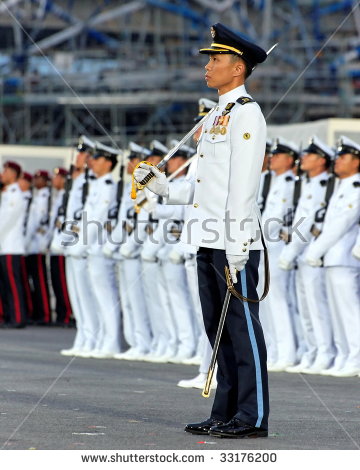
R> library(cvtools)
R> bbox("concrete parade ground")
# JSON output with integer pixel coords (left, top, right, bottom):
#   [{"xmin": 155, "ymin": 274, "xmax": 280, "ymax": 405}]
[{"xmin": 0, "ymin": 327, "xmax": 359, "ymax": 451}]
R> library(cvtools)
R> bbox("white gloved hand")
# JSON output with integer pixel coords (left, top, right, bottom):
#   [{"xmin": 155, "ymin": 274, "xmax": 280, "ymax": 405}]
[
  {"xmin": 119, "ymin": 242, "xmax": 134, "ymax": 259},
  {"xmin": 142, "ymin": 198, "xmax": 157, "ymax": 214},
  {"xmin": 278, "ymin": 257, "xmax": 294, "ymax": 270},
  {"xmin": 168, "ymin": 248, "xmax": 184, "ymax": 264},
  {"xmin": 134, "ymin": 163, "xmax": 168, "ymax": 197},
  {"xmin": 226, "ymin": 254, "xmax": 249, "ymax": 284},
  {"xmin": 305, "ymin": 255, "xmax": 322, "ymax": 267},
  {"xmin": 102, "ymin": 244, "xmax": 114, "ymax": 258},
  {"xmin": 352, "ymin": 244, "xmax": 360, "ymax": 260}
]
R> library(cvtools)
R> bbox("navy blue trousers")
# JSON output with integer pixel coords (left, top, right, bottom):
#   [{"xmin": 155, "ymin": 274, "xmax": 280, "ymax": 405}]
[{"xmin": 197, "ymin": 248, "xmax": 269, "ymax": 429}]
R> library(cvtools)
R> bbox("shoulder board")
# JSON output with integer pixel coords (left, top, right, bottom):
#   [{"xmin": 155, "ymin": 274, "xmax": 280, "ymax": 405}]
[
  {"xmin": 320, "ymin": 179, "xmax": 327, "ymax": 186},
  {"xmin": 285, "ymin": 176, "xmax": 294, "ymax": 182},
  {"xmin": 222, "ymin": 102, "xmax": 236, "ymax": 116},
  {"xmin": 353, "ymin": 181, "xmax": 360, "ymax": 187},
  {"xmin": 105, "ymin": 179, "xmax": 113, "ymax": 185},
  {"xmin": 236, "ymin": 96, "xmax": 255, "ymax": 105}
]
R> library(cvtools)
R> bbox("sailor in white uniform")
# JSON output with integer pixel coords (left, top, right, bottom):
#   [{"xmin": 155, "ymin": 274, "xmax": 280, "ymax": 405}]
[
  {"xmin": 72, "ymin": 142, "xmax": 122, "ymax": 358},
  {"xmin": 306, "ymin": 136, "xmax": 360, "ymax": 377},
  {"xmin": 260, "ymin": 138, "xmax": 298, "ymax": 371},
  {"xmin": 280, "ymin": 137, "xmax": 336, "ymax": 374}
]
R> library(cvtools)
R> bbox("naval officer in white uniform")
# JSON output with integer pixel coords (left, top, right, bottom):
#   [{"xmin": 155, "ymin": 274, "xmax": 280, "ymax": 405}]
[{"xmin": 135, "ymin": 23, "xmax": 269, "ymax": 439}]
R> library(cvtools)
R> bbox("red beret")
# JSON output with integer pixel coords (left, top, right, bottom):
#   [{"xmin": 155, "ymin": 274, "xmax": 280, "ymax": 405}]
[
  {"xmin": 53, "ymin": 167, "xmax": 68, "ymax": 177},
  {"xmin": 34, "ymin": 170, "xmax": 50, "ymax": 180},
  {"xmin": 4, "ymin": 160, "xmax": 22, "ymax": 175},
  {"xmin": 22, "ymin": 172, "xmax": 33, "ymax": 183}
]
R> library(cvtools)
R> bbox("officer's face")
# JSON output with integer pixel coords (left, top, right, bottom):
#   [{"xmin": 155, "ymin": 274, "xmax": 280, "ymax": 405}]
[
  {"xmin": 1, "ymin": 167, "xmax": 17, "ymax": 185},
  {"xmin": 52, "ymin": 174, "xmax": 65, "ymax": 190},
  {"xmin": 270, "ymin": 153, "xmax": 294, "ymax": 174},
  {"xmin": 146, "ymin": 155, "xmax": 162, "ymax": 166},
  {"xmin": 127, "ymin": 157, "xmax": 141, "ymax": 175},
  {"xmin": 34, "ymin": 175, "xmax": 47, "ymax": 189},
  {"xmin": 167, "ymin": 156, "xmax": 187, "ymax": 175},
  {"xmin": 75, "ymin": 152, "xmax": 87, "ymax": 169},
  {"xmin": 91, "ymin": 156, "xmax": 111, "ymax": 176},
  {"xmin": 335, "ymin": 153, "xmax": 359, "ymax": 178},
  {"xmin": 301, "ymin": 152, "xmax": 325, "ymax": 172},
  {"xmin": 18, "ymin": 178, "xmax": 31, "ymax": 192},
  {"xmin": 205, "ymin": 54, "xmax": 244, "ymax": 91}
]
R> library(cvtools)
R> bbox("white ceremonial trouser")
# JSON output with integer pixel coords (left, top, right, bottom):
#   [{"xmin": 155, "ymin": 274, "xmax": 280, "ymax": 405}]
[
  {"xmin": 71, "ymin": 256, "xmax": 99, "ymax": 351},
  {"xmin": 157, "ymin": 261, "xmax": 177, "ymax": 356},
  {"xmin": 122, "ymin": 257, "xmax": 152, "ymax": 354},
  {"xmin": 88, "ymin": 255, "xmax": 121, "ymax": 354},
  {"xmin": 287, "ymin": 269, "xmax": 306, "ymax": 362},
  {"xmin": 199, "ymin": 337, "xmax": 213, "ymax": 375},
  {"xmin": 65, "ymin": 256, "xmax": 85, "ymax": 350},
  {"xmin": 265, "ymin": 246, "xmax": 297, "ymax": 365},
  {"xmin": 117, "ymin": 260, "xmax": 136, "ymax": 349},
  {"xmin": 295, "ymin": 267, "xmax": 317, "ymax": 367},
  {"xmin": 258, "ymin": 253, "xmax": 277, "ymax": 364},
  {"xmin": 162, "ymin": 260, "xmax": 195, "ymax": 357},
  {"xmin": 298, "ymin": 262, "xmax": 335, "ymax": 364},
  {"xmin": 141, "ymin": 260, "xmax": 166, "ymax": 354},
  {"xmin": 184, "ymin": 255, "xmax": 206, "ymax": 356},
  {"xmin": 325, "ymin": 267, "xmax": 360, "ymax": 370}
]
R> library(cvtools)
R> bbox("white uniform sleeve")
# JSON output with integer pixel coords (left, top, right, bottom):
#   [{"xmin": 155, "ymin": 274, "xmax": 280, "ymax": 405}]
[
  {"xmin": 307, "ymin": 191, "xmax": 360, "ymax": 259},
  {"xmin": 225, "ymin": 104, "xmax": 266, "ymax": 255}
]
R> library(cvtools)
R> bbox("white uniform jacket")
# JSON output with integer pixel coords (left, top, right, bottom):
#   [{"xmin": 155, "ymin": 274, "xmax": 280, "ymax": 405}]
[
  {"xmin": 0, "ymin": 183, "xmax": 26, "ymax": 255},
  {"xmin": 25, "ymin": 186, "xmax": 51, "ymax": 254},
  {"xmin": 307, "ymin": 173, "xmax": 360, "ymax": 267},
  {"xmin": 167, "ymin": 84, "xmax": 266, "ymax": 255},
  {"xmin": 281, "ymin": 171, "xmax": 329, "ymax": 263},
  {"xmin": 261, "ymin": 170, "xmax": 294, "ymax": 248}
]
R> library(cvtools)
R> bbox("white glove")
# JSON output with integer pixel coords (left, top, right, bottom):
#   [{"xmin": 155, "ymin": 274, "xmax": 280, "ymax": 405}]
[
  {"xmin": 226, "ymin": 254, "xmax": 249, "ymax": 284},
  {"xmin": 352, "ymin": 244, "xmax": 360, "ymax": 260},
  {"xmin": 102, "ymin": 244, "xmax": 114, "ymax": 258},
  {"xmin": 142, "ymin": 198, "xmax": 157, "ymax": 214},
  {"xmin": 168, "ymin": 248, "xmax": 184, "ymax": 264},
  {"xmin": 134, "ymin": 163, "xmax": 168, "ymax": 197},
  {"xmin": 305, "ymin": 255, "xmax": 322, "ymax": 267},
  {"xmin": 119, "ymin": 242, "xmax": 134, "ymax": 259},
  {"xmin": 278, "ymin": 257, "xmax": 294, "ymax": 270}
]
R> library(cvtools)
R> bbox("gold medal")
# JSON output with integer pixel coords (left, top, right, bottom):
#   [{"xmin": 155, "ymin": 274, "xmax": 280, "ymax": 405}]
[
  {"xmin": 220, "ymin": 127, "xmax": 227, "ymax": 135},
  {"xmin": 210, "ymin": 127, "xmax": 215, "ymax": 134},
  {"xmin": 214, "ymin": 126, "xmax": 221, "ymax": 134}
]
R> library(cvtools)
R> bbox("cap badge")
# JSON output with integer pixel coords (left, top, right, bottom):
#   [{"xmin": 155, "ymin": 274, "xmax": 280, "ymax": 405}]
[{"xmin": 210, "ymin": 26, "xmax": 216, "ymax": 38}]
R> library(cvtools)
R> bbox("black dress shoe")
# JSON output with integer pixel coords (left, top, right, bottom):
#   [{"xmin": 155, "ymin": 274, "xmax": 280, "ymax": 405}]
[
  {"xmin": 209, "ymin": 418, "xmax": 268, "ymax": 439},
  {"xmin": 185, "ymin": 417, "xmax": 225, "ymax": 435}
]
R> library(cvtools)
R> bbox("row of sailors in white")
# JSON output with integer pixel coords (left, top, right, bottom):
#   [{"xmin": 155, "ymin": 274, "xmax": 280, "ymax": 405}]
[
  {"xmin": 258, "ymin": 135, "xmax": 360, "ymax": 378},
  {"xmin": 0, "ymin": 167, "xmax": 68, "ymax": 258},
  {"xmin": 55, "ymin": 135, "xmax": 214, "ymax": 390}
]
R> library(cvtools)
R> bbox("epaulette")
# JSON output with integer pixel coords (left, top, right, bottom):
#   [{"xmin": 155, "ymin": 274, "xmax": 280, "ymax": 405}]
[
  {"xmin": 105, "ymin": 179, "xmax": 113, "ymax": 185},
  {"xmin": 285, "ymin": 176, "xmax": 293, "ymax": 182},
  {"xmin": 353, "ymin": 181, "xmax": 360, "ymax": 187},
  {"xmin": 236, "ymin": 96, "xmax": 255, "ymax": 105},
  {"xmin": 320, "ymin": 179, "xmax": 327, "ymax": 186}
]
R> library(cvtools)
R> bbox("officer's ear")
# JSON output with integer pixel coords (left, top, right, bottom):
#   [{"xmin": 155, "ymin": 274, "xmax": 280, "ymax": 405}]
[{"xmin": 231, "ymin": 56, "xmax": 246, "ymax": 79}]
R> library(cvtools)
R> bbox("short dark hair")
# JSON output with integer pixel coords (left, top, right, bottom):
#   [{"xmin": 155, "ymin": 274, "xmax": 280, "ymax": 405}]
[{"xmin": 230, "ymin": 54, "xmax": 253, "ymax": 79}]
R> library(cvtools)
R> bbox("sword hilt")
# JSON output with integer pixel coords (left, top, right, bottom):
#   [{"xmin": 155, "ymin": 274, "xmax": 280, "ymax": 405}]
[{"xmin": 137, "ymin": 170, "xmax": 155, "ymax": 189}]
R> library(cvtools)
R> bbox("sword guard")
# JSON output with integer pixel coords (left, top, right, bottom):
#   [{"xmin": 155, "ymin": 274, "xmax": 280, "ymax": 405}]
[{"xmin": 131, "ymin": 161, "xmax": 155, "ymax": 199}]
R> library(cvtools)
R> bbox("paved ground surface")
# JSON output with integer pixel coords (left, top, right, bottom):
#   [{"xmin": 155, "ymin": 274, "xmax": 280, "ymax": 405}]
[{"xmin": 0, "ymin": 327, "xmax": 359, "ymax": 451}]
